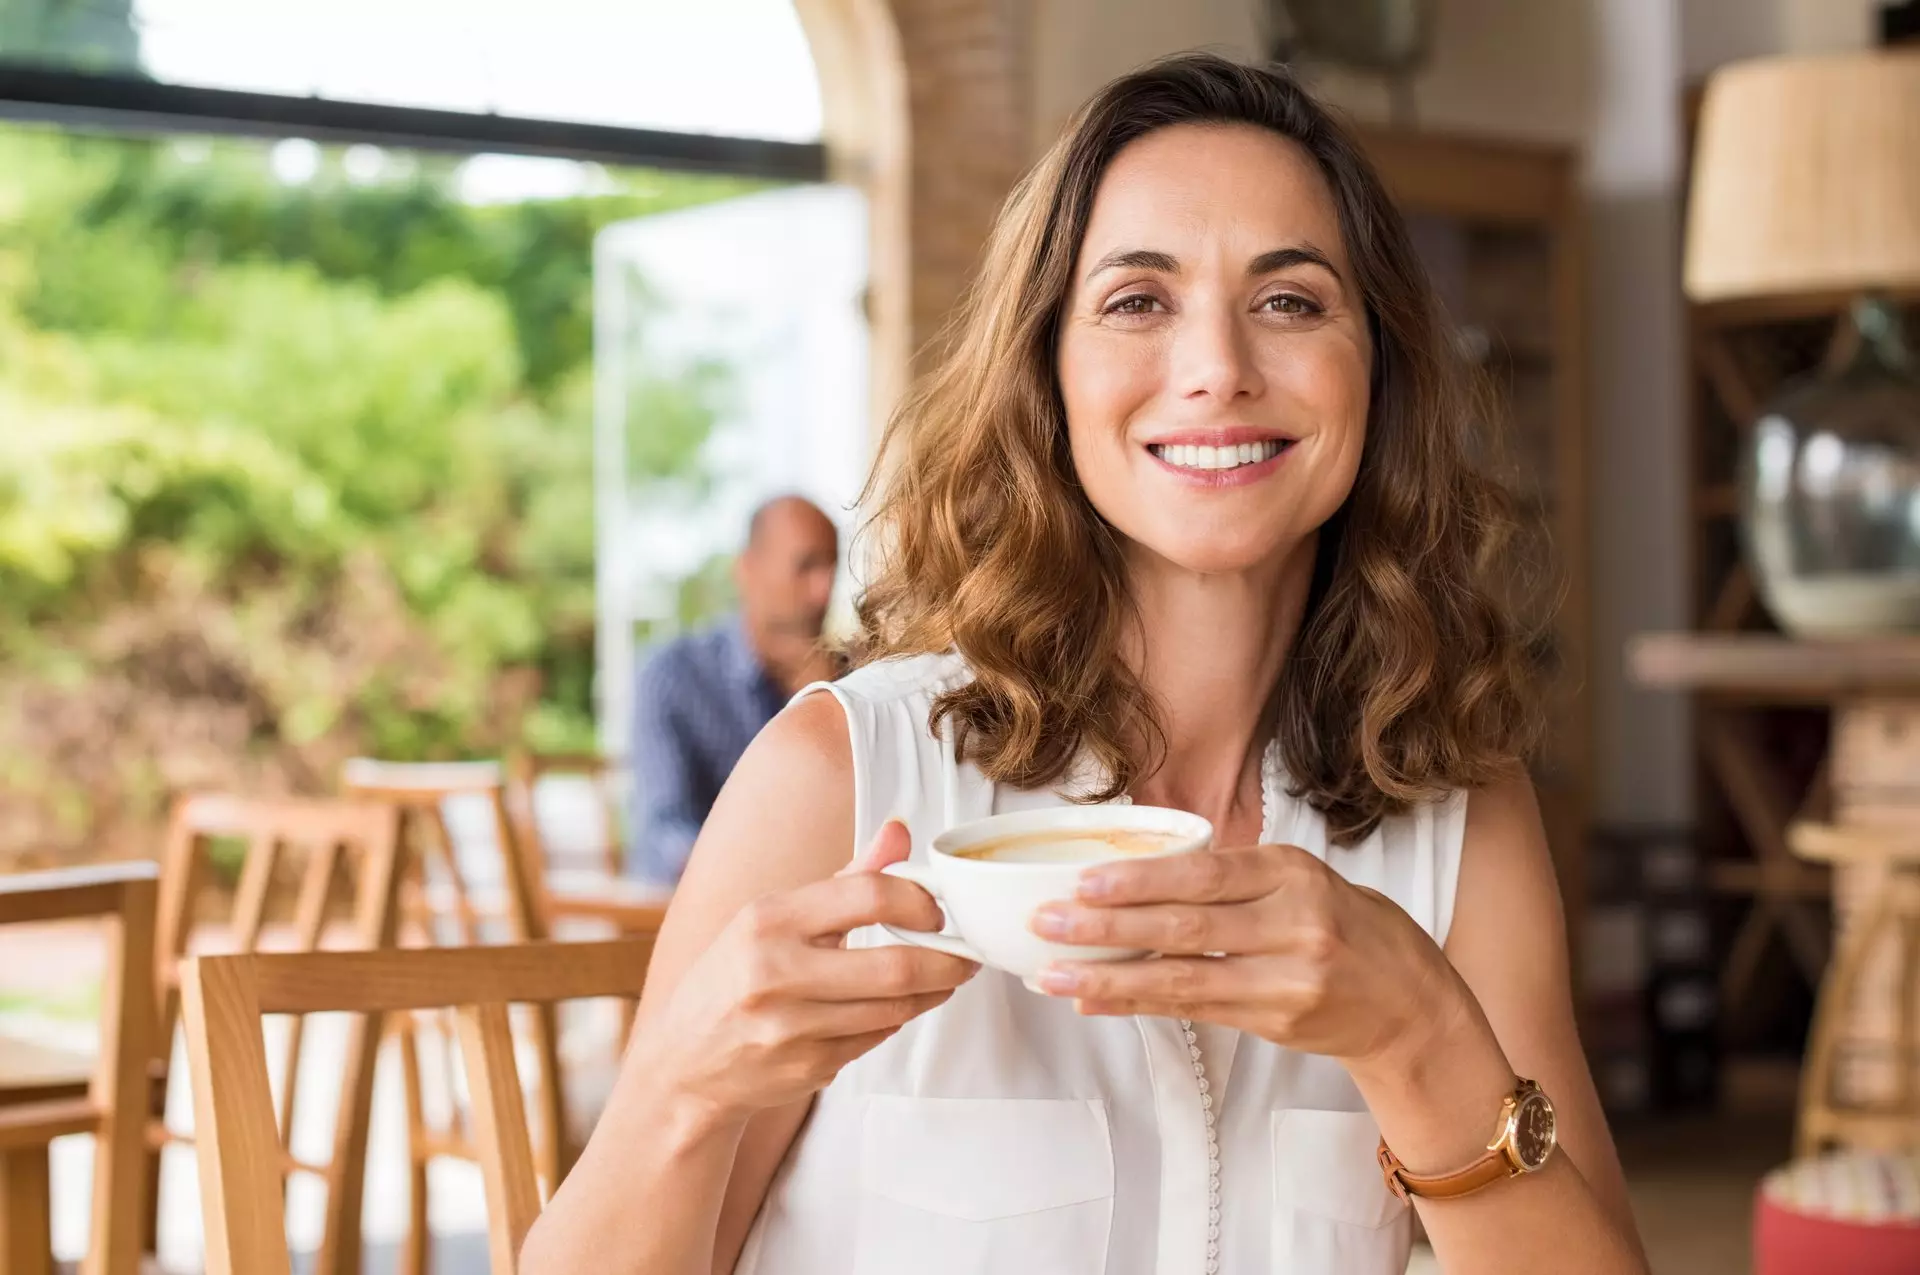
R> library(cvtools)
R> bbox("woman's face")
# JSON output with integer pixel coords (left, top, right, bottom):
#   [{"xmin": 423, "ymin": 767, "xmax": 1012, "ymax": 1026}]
[{"xmin": 1057, "ymin": 122, "xmax": 1371, "ymax": 578}]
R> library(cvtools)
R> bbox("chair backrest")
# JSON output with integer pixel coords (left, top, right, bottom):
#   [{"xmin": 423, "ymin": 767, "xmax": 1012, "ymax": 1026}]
[
  {"xmin": 0, "ymin": 862, "xmax": 159, "ymax": 1275},
  {"xmin": 153, "ymin": 793, "xmax": 405, "ymax": 1275},
  {"xmin": 181, "ymin": 938, "xmax": 655, "ymax": 1275},
  {"xmin": 340, "ymin": 758, "xmax": 551, "ymax": 943},
  {"xmin": 505, "ymin": 750, "xmax": 629, "ymax": 879}
]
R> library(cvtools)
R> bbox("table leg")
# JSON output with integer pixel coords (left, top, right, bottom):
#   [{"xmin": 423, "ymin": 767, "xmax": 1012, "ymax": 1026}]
[{"xmin": 0, "ymin": 1146, "xmax": 54, "ymax": 1275}]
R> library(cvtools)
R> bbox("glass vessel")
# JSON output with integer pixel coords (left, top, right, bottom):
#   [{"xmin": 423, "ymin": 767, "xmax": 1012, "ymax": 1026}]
[{"xmin": 1743, "ymin": 297, "xmax": 1920, "ymax": 637}]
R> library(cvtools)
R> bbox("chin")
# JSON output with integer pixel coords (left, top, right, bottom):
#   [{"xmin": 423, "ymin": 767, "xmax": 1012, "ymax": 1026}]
[{"xmin": 1134, "ymin": 523, "xmax": 1303, "ymax": 577}]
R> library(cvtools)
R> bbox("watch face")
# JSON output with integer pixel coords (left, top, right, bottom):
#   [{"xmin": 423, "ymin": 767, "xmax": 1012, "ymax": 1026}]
[{"xmin": 1514, "ymin": 1090, "xmax": 1557, "ymax": 1171}]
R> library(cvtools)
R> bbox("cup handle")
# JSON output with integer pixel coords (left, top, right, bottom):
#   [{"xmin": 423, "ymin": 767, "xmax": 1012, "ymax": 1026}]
[{"xmin": 877, "ymin": 861, "xmax": 985, "ymax": 962}]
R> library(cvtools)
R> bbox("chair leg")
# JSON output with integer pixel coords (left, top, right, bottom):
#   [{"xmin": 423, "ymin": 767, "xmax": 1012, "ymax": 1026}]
[
  {"xmin": 399, "ymin": 1020, "xmax": 432, "ymax": 1275},
  {"xmin": 0, "ymin": 1147, "xmax": 54, "ymax": 1275},
  {"xmin": 140, "ymin": 1071, "xmax": 168, "ymax": 1256}
]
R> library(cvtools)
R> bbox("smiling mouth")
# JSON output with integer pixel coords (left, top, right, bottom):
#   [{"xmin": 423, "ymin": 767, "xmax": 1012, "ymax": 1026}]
[{"xmin": 1146, "ymin": 440, "xmax": 1290, "ymax": 473}]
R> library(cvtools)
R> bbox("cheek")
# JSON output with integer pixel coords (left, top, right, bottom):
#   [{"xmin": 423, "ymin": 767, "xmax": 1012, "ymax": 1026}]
[
  {"xmin": 1058, "ymin": 329, "xmax": 1159, "ymax": 457},
  {"xmin": 1273, "ymin": 335, "xmax": 1371, "ymax": 485}
]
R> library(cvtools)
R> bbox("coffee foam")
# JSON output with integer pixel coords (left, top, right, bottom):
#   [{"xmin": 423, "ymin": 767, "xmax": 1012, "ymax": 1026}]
[{"xmin": 953, "ymin": 827, "xmax": 1187, "ymax": 864}]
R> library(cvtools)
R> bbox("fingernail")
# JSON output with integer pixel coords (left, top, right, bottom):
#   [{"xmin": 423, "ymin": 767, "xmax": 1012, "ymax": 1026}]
[
  {"xmin": 1036, "ymin": 966, "xmax": 1082, "ymax": 995},
  {"xmin": 1077, "ymin": 871, "xmax": 1114, "ymax": 900},
  {"xmin": 1030, "ymin": 905, "xmax": 1069, "ymax": 939}
]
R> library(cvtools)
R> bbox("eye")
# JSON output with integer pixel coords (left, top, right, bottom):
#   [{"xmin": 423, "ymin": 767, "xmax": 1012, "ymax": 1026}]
[
  {"xmin": 1259, "ymin": 292, "xmax": 1320, "ymax": 316},
  {"xmin": 1103, "ymin": 293, "xmax": 1162, "ymax": 316}
]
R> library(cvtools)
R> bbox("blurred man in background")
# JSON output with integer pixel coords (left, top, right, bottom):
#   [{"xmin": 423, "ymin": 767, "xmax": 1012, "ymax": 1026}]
[{"xmin": 629, "ymin": 495, "xmax": 841, "ymax": 883}]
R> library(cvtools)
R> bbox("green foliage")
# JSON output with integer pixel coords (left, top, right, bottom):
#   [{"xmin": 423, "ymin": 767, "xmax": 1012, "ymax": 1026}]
[{"xmin": 0, "ymin": 123, "xmax": 754, "ymax": 861}]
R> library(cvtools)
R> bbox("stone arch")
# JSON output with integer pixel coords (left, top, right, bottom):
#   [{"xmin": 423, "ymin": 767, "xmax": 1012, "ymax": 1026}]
[{"xmin": 791, "ymin": 0, "xmax": 1029, "ymax": 437}]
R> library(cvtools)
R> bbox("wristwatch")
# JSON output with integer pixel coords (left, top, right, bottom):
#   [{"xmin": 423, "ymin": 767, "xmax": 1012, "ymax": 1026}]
[{"xmin": 1376, "ymin": 1077, "xmax": 1557, "ymax": 1202}]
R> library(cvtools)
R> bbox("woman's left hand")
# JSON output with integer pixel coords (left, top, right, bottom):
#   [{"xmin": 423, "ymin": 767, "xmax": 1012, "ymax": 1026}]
[{"xmin": 1029, "ymin": 843, "xmax": 1468, "ymax": 1066}]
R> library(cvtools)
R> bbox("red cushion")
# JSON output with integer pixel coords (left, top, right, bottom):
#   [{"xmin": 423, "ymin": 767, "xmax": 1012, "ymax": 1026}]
[{"xmin": 1755, "ymin": 1152, "xmax": 1920, "ymax": 1275}]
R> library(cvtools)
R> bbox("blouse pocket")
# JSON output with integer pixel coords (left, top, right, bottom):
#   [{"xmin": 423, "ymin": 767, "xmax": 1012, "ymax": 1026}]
[
  {"xmin": 1271, "ymin": 1108, "xmax": 1413, "ymax": 1274},
  {"xmin": 856, "ymin": 1096, "xmax": 1114, "ymax": 1275}
]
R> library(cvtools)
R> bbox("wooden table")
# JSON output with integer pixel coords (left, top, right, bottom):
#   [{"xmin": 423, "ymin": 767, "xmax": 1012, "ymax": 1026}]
[
  {"xmin": 0, "ymin": 1034, "xmax": 92, "ymax": 1275},
  {"xmin": 1630, "ymin": 632, "xmax": 1920, "ymax": 1102}
]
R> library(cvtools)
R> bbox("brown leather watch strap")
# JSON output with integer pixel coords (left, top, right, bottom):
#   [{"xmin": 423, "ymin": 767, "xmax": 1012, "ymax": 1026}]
[{"xmin": 1377, "ymin": 1141, "xmax": 1516, "ymax": 1202}]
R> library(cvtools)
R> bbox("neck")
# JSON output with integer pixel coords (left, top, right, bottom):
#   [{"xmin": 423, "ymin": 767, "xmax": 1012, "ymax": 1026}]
[{"xmin": 1120, "ymin": 537, "xmax": 1317, "ymax": 839}]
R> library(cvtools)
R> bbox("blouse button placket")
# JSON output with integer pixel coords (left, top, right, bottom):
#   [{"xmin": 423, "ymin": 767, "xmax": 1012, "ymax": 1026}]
[{"xmin": 1183, "ymin": 1019, "xmax": 1221, "ymax": 1274}]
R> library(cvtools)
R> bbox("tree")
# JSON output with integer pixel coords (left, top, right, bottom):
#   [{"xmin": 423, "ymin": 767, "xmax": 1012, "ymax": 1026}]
[{"xmin": 0, "ymin": 123, "xmax": 755, "ymax": 864}]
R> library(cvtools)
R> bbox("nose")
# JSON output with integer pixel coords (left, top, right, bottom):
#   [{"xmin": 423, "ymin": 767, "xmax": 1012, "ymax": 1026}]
[{"xmin": 1171, "ymin": 301, "xmax": 1264, "ymax": 404}]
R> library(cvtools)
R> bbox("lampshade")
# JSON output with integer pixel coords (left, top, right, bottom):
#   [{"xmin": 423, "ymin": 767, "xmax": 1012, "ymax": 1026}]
[{"xmin": 1684, "ymin": 51, "xmax": 1920, "ymax": 303}]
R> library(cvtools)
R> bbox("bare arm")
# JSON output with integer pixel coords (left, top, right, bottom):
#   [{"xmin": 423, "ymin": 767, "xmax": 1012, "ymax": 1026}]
[
  {"xmin": 1354, "ymin": 775, "xmax": 1646, "ymax": 1272},
  {"xmin": 520, "ymin": 693, "xmax": 974, "ymax": 1275}
]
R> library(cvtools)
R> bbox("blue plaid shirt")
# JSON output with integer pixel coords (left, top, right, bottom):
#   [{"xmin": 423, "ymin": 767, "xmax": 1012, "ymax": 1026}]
[{"xmin": 629, "ymin": 616, "xmax": 788, "ymax": 883}]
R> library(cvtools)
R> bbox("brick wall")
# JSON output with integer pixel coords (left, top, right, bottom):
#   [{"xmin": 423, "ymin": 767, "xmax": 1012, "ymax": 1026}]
[{"xmin": 889, "ymin": 0, "xmax": 1030, "ymax": 362}]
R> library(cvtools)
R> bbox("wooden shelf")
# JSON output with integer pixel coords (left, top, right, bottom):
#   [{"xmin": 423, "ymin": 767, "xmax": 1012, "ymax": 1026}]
[{"xmin": 1631, "ymin": 633, "xmax": 1920, "ymax": 701}]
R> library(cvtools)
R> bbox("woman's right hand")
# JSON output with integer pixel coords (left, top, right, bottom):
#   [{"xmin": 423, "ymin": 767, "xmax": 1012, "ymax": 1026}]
[{"xmin": 631, "ymin": 820, "xmax": 978, "ymax": 1126}]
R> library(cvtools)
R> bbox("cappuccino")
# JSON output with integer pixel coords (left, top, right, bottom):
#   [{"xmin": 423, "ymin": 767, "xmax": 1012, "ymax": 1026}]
[{"xmin": 954, "ymin": 827, "xmax": 1187, "ymax": 864}]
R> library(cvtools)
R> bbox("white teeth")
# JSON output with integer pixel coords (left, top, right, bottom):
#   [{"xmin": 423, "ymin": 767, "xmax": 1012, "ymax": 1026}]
[{"xmin": 1152, "ymin": 440, "xmax": 1283, "ymax": 471}]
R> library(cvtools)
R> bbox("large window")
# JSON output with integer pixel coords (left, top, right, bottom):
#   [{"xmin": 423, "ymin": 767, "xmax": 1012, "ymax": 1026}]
[{"xmin": 0, "ymin": 2, "xmax": 858, "ymax": 864}]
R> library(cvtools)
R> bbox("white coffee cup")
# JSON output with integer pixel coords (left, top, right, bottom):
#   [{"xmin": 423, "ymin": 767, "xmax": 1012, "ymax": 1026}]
[{"xmin": 878, "ymin": 805, "xmax": 1213, "ymax": 991}]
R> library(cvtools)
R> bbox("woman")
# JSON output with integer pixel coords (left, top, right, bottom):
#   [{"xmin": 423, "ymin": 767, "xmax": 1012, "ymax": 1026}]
[{"xmin": 523, "ymin": 53, "xmax": 1648, "ymax": 1275}]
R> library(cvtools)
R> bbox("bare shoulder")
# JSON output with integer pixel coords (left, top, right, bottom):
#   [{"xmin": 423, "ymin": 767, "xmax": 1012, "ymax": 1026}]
[
  {"xmin": 675, "ymin": 689, "xmax": 856, "ymax": 908},
  {"xmin": 1448, "ymin": 770, "xmax": 1563, "ymax": 960}
]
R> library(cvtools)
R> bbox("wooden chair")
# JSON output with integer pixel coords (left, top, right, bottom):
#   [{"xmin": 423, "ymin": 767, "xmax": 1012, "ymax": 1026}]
[
  {"xmin": 149, "ymin": 793, "xmax": 406, "ymax": 1275},
  {"xmin": 1789, "ymin": 821, "xmax": 1920, "ymax": 1156},
  {"xmin": 505, "ymin": 750, "xmax": 629, "ymax": 879},
  {"xmin": 181, "ymin": 938, "xmax": 655, "ymax": 1275},
  {"xmin": 0, "ymin": 863, "xmax": 157, "ymax": 1275},
  {"xmin": 0, "ymin": 797, "xmax": 403, "ymax": 1275},
  {"xmin": 338, "ymin": 759, "xmax": 569, "ymax": 1275}
]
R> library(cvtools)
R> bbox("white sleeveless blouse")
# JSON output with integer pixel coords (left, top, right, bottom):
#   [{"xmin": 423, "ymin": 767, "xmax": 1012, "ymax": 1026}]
[{"xmin": 732, "ymin": 654, "xmax": 1467, "ymax": 1275}]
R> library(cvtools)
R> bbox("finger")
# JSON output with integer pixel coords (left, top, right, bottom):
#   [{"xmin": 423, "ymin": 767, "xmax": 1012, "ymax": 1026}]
[
  {"xmin": 1075, "ymin": 844, "xmax": 1302, "ymax": 906},
  {"xmin": 817, "ymin": 1025, "xmax": 906, "ymax": 1071},
  {"xmin": 781, "ymin": 987, "xmax": 957, "ymax": 1040},
  {"xmin": 757, "ymin": 869, "xmax": 947, "ymax": 940},
  {"xmin": 784, "ymin": 940, "xmax": 978, "ymax": 1002},
  {"xmin": 839, "ymin": 819, "xmax": 911, "ymax": 876},
  {"xmin": 1037, "ymin": 955, "xmax": 1250, "ymax": 1005},
  {"xmin": 1030, "ymin": 900, "xmax": 1268, "ymax": 954}
]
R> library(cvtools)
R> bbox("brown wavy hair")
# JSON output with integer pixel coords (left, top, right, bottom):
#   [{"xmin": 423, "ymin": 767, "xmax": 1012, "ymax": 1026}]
[{"xmin": 853, "ymin": 53, "xmax": 1545, "ymax": 844}]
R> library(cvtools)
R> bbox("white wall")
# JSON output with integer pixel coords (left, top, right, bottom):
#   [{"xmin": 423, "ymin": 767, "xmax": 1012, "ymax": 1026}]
[{"xmin": 1587, "ymin": 3, "xmax": 1690, "ymax": 827}]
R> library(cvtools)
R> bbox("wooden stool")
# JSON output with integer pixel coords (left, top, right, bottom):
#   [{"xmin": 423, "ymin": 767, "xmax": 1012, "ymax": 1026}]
[{"xmin": 1789, "ymin": 822, "xmax": 1920, "ymax": 1155}]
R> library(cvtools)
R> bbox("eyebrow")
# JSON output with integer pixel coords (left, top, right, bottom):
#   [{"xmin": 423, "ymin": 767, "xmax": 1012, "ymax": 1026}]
[{"xmin": 1081, "ymin": 244, "xmax": 1344, "ymax": 285}]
